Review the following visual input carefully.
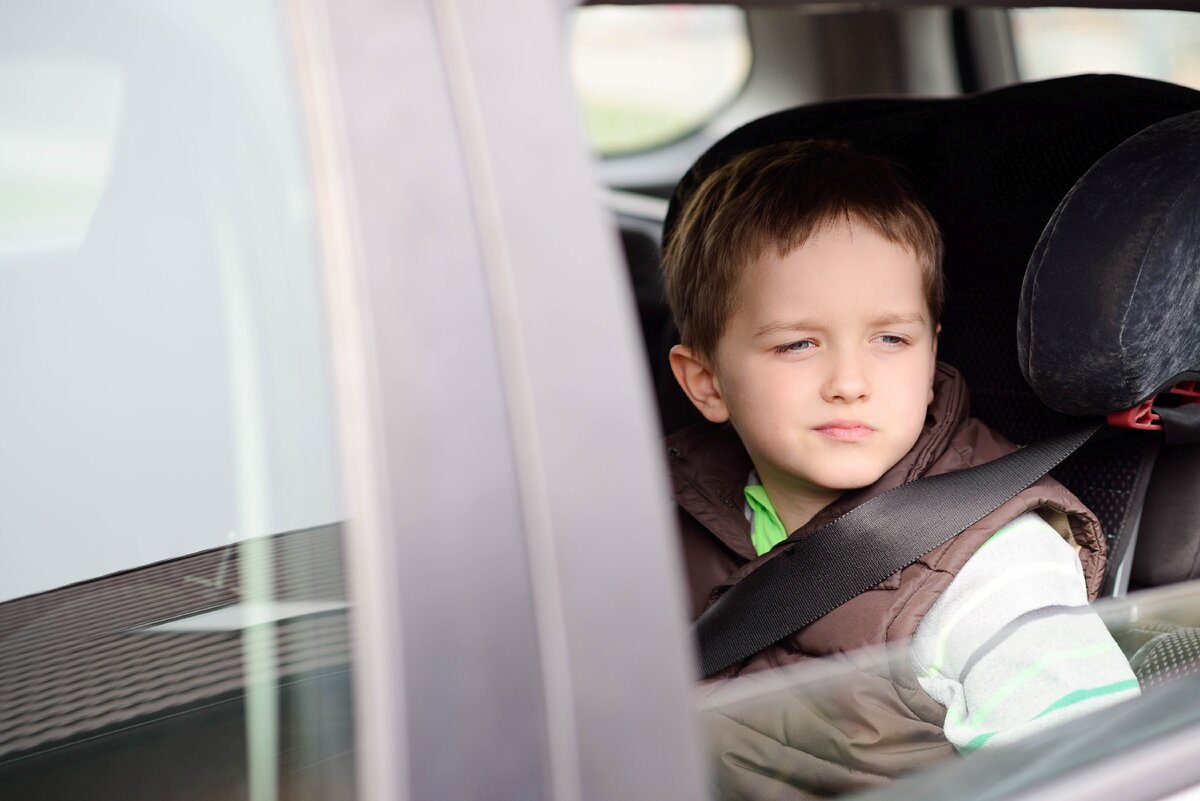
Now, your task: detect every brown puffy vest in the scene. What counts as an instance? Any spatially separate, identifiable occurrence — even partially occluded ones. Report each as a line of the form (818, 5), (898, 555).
(667, 363), (1105, 799)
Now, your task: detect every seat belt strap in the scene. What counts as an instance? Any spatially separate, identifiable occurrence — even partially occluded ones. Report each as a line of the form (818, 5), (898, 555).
(694, 423), (1106, 679)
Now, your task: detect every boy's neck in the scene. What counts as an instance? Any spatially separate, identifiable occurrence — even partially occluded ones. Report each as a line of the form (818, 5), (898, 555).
(754, 467), (844, 535)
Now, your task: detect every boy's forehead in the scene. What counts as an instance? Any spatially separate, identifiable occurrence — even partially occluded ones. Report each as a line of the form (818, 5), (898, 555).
(730, 227), (931, 327)
(746, 225), (925, 287)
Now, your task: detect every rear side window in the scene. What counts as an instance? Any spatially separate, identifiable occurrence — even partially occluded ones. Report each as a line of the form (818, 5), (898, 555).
(1011, 9), (1200, 91)
(569, 5), (751, 156)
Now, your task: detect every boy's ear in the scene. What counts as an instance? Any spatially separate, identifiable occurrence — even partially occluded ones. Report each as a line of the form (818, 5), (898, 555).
(669, 344), (730, 423)
(928, 324), (941, 405)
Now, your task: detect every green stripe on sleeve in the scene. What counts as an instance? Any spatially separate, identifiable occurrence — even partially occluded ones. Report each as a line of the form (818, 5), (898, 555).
(1034, 679), (1141, 720)
(945, 641), (1125, 731)
(958, 679), (1139, 753)
(961, 731), (999, 752)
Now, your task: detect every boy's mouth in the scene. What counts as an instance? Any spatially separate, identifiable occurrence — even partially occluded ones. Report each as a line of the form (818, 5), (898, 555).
(814, 420), (875, 441)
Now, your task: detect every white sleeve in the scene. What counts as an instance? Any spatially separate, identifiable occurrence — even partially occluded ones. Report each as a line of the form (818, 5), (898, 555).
(910, 512), (1140, 752)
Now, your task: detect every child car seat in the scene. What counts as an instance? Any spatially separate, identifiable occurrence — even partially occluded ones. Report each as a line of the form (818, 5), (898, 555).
(660, 74), (1200, 593)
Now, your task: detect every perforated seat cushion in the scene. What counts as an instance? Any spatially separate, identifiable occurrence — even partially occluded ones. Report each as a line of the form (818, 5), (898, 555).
(1125, 622), (1200, 690)
(659, 74), (1200, 549)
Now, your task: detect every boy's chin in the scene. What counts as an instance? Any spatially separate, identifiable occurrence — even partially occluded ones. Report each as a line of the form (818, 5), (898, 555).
(807, 466), (889, 493)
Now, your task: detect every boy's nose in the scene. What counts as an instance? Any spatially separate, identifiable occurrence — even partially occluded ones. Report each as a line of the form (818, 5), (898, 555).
(821, 351), (870, 402)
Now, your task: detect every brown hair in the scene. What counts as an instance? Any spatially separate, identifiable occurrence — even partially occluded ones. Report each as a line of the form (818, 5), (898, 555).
(662, 140), (944, 360)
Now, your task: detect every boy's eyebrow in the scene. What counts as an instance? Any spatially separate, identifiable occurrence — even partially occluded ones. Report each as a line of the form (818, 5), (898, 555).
(867, 312), (928, 327)
(753, 319), (826, 338)
(753, 312), (927, 338)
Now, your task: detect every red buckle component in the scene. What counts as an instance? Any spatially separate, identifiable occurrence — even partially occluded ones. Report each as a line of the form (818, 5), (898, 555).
(1108, 398), (1161, 430)
(1108, 381), (1200, 431)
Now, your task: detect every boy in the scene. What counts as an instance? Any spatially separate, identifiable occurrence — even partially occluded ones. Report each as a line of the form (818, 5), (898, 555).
(662, 140), (1138, 796)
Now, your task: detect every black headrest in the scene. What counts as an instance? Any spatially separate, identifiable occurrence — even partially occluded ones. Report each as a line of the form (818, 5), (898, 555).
(1019, 110), (1200, 417)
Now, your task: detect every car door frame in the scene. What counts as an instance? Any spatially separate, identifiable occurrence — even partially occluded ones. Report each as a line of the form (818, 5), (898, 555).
(285, 1), (708, 799)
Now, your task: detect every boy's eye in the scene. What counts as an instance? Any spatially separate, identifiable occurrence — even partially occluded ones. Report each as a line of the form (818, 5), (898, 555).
(775, 339), (815, 354)
(874, 334), (909, 347)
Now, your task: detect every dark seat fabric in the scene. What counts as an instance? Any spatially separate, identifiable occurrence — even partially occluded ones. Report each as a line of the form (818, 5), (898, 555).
(658, 74), (1200, 586)
(1133, 443), (1200, 588)
(620, 226), (670, 384)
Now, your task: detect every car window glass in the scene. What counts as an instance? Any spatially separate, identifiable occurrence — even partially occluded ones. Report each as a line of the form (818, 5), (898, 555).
(0, 58), (122, 258)
(695, 582), (1200, 800)
(568, 5), (751, 156)
(0, 3), (354, 799)
(1011, 8), (1200, 90)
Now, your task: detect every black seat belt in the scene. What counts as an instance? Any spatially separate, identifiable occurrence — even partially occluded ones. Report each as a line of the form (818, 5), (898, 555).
(694, 422), (1107, 679)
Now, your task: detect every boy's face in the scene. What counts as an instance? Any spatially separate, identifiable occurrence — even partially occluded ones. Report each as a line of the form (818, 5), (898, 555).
(702, 220), (938, 506)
